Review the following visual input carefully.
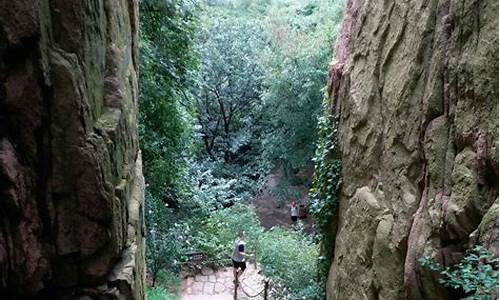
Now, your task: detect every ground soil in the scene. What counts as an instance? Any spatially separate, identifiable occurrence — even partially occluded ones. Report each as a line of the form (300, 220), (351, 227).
(251, 172), (315, 232)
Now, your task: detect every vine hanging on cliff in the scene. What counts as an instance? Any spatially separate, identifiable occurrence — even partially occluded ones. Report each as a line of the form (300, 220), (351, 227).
(309, 94), (342, 281)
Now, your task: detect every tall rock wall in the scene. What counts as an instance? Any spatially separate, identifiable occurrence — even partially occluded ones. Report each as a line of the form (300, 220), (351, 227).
(0, 1), (145, 299)
(326, 0), (498, 299)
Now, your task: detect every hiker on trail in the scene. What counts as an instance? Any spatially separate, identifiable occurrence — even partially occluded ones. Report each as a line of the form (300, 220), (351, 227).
(232, 231), (251, 283)
(290, 201), (298, 223)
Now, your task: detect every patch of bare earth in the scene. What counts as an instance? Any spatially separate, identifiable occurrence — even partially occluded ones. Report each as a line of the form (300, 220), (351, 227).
(252, 172), (314, 232)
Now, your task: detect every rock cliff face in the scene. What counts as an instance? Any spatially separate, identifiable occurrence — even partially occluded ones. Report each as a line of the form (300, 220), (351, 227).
(326, 0), (498, 299)
(0, 1), (145, 299)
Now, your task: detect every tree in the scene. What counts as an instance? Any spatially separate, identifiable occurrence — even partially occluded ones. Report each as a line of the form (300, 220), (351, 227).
(139, 0), (198, 198)
(193, 17), (268, 163)
(139, 0), (199, 285)
(259, 0), (344, 172)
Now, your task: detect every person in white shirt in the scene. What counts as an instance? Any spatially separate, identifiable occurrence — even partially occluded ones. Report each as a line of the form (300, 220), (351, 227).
(232, 231), (251, 283)
(290, 201), (298, 223)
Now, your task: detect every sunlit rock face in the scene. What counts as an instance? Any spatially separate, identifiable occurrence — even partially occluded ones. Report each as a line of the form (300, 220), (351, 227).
(0, 1), (145, 299)
(326, 0), (498, 299)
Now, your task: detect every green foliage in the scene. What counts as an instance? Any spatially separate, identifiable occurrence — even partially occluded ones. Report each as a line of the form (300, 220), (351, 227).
(147, 287), (180, 300)
(155, 269), (182, 292)
(193, 0), (346, 194)
(269, 179), (304, 204)
(309, 104), (342, 281)
(206, 0), (271, 15)
(191, 161), (261, 208)
(190, 7), (272, 204)
(418, 254), (443, 272)
(258, 227), (323, 300)
(140, 0), (201, 286)
(419, 245), (499, 299)
(192, 204), (263, 266)
(139, 0), (198, 198)
(259, 0), (345, 171)
(193, 15), (267, 163)
(192, 204), (325, 299)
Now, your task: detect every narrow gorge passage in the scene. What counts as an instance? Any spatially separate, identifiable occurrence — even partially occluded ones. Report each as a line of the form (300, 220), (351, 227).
(141, 0), (342, 299)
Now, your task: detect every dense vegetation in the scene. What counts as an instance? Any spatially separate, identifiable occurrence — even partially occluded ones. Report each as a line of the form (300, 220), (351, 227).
(139, 0), (345, 298)
(195, 204), (323, 299)
(419, 246), (499, 299)
(309, 104), (342, 281)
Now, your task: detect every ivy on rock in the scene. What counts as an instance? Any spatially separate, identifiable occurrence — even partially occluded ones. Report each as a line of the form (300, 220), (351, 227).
(309, 95), (342, 282)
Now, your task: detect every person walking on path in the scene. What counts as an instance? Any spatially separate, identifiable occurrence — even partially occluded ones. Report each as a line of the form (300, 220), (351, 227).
(290, 201), (298, 223)
(232, 231), (251, 284)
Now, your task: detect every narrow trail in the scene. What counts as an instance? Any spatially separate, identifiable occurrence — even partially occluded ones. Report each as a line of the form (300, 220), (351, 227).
(181, 171), (315, 299)
(252, 172), (314, 232)
(180, 264), (266, 300)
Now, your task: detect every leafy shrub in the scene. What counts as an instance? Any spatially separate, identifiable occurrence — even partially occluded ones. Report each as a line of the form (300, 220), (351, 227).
(190, 160), (263, 210)
(155, 270), (182, 292)
(192, 204), (263, 267)
(147, 287), (180, 300)
(419, 245), (499, 299)
(145, 188), (195, 286)
(193, 205), (324, 299)
(257, 227), (323, 300)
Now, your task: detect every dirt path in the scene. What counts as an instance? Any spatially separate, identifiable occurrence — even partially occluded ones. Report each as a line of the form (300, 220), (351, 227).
(252, 172), (314, 232)
(180, 264), (267, 300)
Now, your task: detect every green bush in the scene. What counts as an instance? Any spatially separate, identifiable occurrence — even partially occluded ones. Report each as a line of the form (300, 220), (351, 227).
(193, 205), (324, 299)
(419, 245), (499, 299)
(258, 227), (323, 300)
(155, 270), (182, 295)
(193, 204), (263, 267)
(147, 287), (180, 300)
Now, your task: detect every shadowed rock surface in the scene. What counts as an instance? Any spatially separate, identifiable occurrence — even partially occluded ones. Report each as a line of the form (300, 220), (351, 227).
(326, 0), (498, 299)
(0, 0), (145, 299)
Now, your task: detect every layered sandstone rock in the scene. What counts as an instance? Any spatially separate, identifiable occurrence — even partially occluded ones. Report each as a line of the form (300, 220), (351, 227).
(0, 0), (145, 299)
(326, 0), (498, 299)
